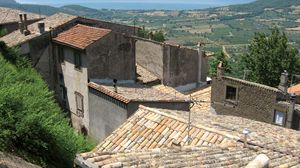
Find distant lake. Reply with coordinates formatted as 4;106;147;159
48;2;219;10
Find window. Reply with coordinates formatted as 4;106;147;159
225;86;237;101
58;46;64;63
58;73;64;84
59;85;67;108
60;85;67;101
75;92;84;117
74;51;82;69
273;111;285;126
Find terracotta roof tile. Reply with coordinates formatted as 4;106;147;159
1;13;77;47
0;7;43;24
76;106;300;167
88;82;189;104
53;24;111;50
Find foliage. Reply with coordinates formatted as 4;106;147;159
242;27;300;87
0;42;94;167
209;51;231;76
0;29;7;38
138;28;166;42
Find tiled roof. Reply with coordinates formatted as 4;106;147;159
76;145;300;168
0;7;43;24
0;13;78;47
88;82;189;104
289;84;300;95
136;64;160;84
222;76;280;92
160;107;300;156
76;106;300;167
53;24;112;50
188;86;211;113
93;106;237;152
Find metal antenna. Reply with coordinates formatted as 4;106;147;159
187;95;194;145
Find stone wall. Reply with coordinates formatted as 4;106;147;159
0;18;43;35
77;17;139;36
211;76;288;124
135;38;208;89
54;45;90;133
88;88;128;142
136;39;164;79
163;45;199;87
87;32;136;81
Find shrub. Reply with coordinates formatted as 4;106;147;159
0;43;94;167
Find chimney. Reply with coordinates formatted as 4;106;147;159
278;70;288;94
19;14;24;34
113;79;118;93
23;14;30;36
38;21;45;34
217;61;224;78
286;93;296;128
245;154;269;168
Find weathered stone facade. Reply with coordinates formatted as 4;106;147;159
211;76;300;130
88;85;190;142
136;38;208;91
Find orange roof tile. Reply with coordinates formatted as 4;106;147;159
289;84;300;95
53;24;112;50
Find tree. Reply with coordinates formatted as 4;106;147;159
152;30;166;42
137;27;166;42
242;27;300;87
209;51;231;76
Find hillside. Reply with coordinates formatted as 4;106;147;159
0;43;94;167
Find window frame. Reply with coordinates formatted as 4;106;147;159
273;110;285;126
74;50;82;70
58;45;65;64
75;92;84;117
225;85;238;103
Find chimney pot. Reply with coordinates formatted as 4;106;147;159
278;70;289;94
23;14;30;36
19;14;24;34
217;61;224;78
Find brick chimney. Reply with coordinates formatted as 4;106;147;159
217;61;224;78
278;70;288;94
18;14;24;34
23;14;30;36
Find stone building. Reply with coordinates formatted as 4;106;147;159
52;24;136;133
0;12;139;134
0;7;44;35
75;105;300;167
211;64;300;130
87;82;190;142
136;38;209;91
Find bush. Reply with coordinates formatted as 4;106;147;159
0;43;94;167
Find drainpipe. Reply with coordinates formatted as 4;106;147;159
197;42;204;84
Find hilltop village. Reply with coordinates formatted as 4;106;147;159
0;7;300;168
